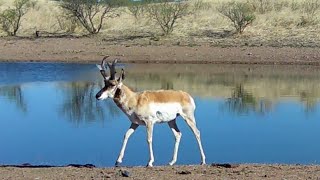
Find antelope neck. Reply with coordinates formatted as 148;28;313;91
113;84;136;108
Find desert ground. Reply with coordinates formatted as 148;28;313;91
1;163;320;180
0;37;319;65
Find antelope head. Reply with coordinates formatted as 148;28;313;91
95;56;125;100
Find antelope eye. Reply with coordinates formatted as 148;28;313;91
109;82;116;86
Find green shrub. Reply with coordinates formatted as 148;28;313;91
146;0;189;36
56;0;128;34
127;1;146;20
0;0;33;36
218;1;256;34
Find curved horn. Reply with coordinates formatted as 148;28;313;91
101;55;109;70
107;58;118;80
117;68;125;82
96;55;110;78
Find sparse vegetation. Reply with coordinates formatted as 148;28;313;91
56;0;127;34
55;14;79;33
127;1;146;20
299;0;320;25
218;1;255;34
146;0;189;35
248;0;273;14
0;0;33;36
0;0;319;46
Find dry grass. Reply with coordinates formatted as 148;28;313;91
0;0;320;46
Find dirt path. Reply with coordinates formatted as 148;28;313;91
0;37;320;65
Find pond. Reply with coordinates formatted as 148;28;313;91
0;62;320;167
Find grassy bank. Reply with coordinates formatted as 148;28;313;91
0;0;320;47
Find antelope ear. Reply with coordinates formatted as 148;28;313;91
117;69;125;82
96;64;103;70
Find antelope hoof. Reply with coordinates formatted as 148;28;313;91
168;161;176;166
146;163;153;167
115;161;122;167
200;161;206;165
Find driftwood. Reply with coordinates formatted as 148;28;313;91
34;30;74;38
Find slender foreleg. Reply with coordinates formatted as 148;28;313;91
115;123;139;166
146;121;155;167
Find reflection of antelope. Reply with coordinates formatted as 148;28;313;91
95;56;206;167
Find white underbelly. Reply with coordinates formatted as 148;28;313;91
148;103;182;123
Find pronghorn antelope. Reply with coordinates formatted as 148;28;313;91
95;56;206;167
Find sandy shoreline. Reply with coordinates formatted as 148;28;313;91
1;163;320;179
0;37;320;65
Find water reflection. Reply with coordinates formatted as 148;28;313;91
0;85;27;112
58;82;121;124
226;84;272;115
0;63;320;122
300;91;318;113
1;63;320;166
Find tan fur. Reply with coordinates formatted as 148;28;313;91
137;90;191;107
114;85;192;111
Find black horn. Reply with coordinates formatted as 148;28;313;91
107;58;118;80
99;56;109;78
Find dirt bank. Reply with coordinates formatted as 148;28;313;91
1;163;320;179
0;37;319;65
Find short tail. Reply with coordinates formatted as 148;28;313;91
189;95;196;110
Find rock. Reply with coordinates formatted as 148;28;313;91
177;170;191;175
119;169;130;177
211;163;239;168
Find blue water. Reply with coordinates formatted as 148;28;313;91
0;63;319;167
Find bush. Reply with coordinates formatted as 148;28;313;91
0;0;33;36
56;14;79;33
146;0;189;36
127;1;146;20
218;1;256;34
56;0;128;34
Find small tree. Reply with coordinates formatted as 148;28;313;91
0;0;33;36
218;1;255;34
127;1;146;20
146;0;189;36
57;0;128;34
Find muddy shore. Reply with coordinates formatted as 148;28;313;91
1;37;320;179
